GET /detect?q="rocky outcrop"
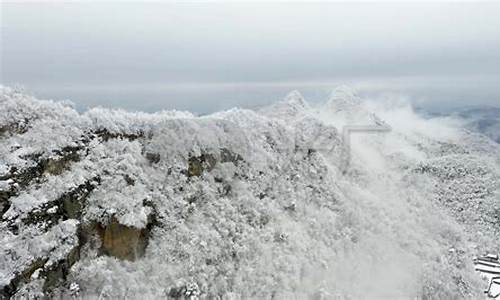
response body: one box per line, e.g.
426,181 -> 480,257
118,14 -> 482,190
187,148 -> 243,177
1,258 -> 47,298
168,282 -> 201,299
0,128 -> 154,297
93,128 -> 145,142
0,119 -> 30,138
0,220 -> 80,299
187,153 -> 217,177
96,217 -> 149,261
0,144 -> 86,217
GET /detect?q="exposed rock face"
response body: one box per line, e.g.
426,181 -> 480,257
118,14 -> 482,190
0,119 -> 30,138
187,149 -> 243,177
1,87 -> 500,299
0,220 -> 80,299
187,153 -> 217,177
168,281 -> 201,299
97,218 -> 149,261
1,258 -> 47,298
145,152 -> 161,164
43,148 -> 81,176
0,88 -> 158,297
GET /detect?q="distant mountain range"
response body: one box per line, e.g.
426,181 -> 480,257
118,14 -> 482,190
455,107 -> 500,144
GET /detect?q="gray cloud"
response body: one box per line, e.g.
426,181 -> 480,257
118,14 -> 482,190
2,2 -> 500,112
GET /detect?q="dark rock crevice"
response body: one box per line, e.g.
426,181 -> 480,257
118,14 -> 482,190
93,128 -> 146,142
0,118 -> 31,139
6,176 -> 101,233
0,258 -> 48,299
0,230 -> 82,299
1,127 -> 148,213
1,145 -> 86,217
187,148 -> 243,177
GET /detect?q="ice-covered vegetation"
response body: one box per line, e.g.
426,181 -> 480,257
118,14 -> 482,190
1,86 -> 499,299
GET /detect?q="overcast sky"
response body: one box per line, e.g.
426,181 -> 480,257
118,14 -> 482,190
2,2 -> 500,113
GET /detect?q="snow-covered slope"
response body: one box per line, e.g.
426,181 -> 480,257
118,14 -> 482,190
1,86 -> 499,299
456,107 -> 500,144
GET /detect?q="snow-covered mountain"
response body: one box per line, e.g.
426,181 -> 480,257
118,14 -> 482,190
1,86 -> 499,299
455,107 -> 500,144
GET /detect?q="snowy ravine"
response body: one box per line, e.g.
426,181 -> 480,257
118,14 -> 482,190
1,86 -> 499,299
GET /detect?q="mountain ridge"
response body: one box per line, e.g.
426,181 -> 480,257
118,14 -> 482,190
0,86 -> 499,299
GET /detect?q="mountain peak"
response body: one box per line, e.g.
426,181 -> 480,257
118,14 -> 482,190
260,90 -> 310,121
284,90 -> 307,108
327,85 -> 362,112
